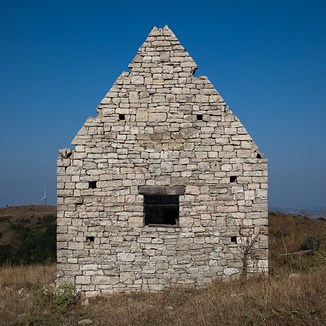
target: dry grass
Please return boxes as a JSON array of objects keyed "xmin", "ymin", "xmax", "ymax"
[
  {"xmin": 0, "ymin": 264, "xmax": 55, "ymax": 290},
  {"xmin": 0, "ymin": 212, "xmax": 325, "ymax": 325},
  {"xmin": 0, "ymin": 264, "xmax": 56, "ymax": 325},
  {"xmin": 0, "ymin": 264, "xmax": 325, "ymax": 325},
  {"xmin": 269, "ymin": 212, "xmax": 326, "ymax": 273}
]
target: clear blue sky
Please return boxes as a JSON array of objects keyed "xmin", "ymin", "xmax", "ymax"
[{"xmin": 0, "ymin": 0, "xmax": 325, "ymax": 209}]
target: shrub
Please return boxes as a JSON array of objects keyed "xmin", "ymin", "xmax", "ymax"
[
  {"xmin": 300, "ymin": 236, "xmax": 321, "ymax": 251},
  {"xmin": 34, "ymin": 283, "xmax": 78, "ymax": 314},
  {"xmin": 55, "ymin": 284, "xmax": 78, "ymax": 312}
]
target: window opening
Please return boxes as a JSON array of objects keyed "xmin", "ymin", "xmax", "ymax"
[
  {"xmin": 144, "ymin": 195, "xmax": 179, "ymax": 225},
  {"xmin": 230, "ymin": 176, "xmax": 237, "ymax": 183},
  {"xmin": 86, "ymin": 236, "xmax": 94, "ymax": 242},
  {"xmin": 231, "ymin": 236, "xmax": 237, "ymax": 243},
  {"xmin": 119, "ymin": 114, "xmax": 125, "ymax": 120},
  {"xmin": 257, "ymin": 153, "xmax": 262, "ymax": 158},
  {"xmin": 196, "ymin": 114, "xmax": 203, "ymax": 120},
  {"xmin": 89, "ymin": 181, "xmax": 97, "ymax": 189}
]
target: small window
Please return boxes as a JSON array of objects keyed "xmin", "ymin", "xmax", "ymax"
[
  {"xmin": 119, "ymin": 114, "xmax": 125, "ymax": 120},
  {"xmin": 89, "ymin": 181, "xmax": 97, "ymax": 189},
  {"xmin": 144, "ymin": 195, "xmax": 179, "ymax": 225},
  {"xmin": 86, "ymin": 236, "xmax": 94, "ymax": 242},
  {"xmin": 230, "ymin": 176, "xmax": 237, "ymax": 183},
  {"xmin": 196, "ymin": 114, "xmax": 203, "ymax": 120},
  {"xmin": 231, "ymin": 236, "xmax": 237, "ymax": 243}
]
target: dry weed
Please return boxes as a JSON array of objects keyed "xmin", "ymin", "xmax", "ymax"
[
  {"xmin": 0, "ymin": 264, "xmax": 56, "ymax": 325},
  {"xmin": 0, "ymin": 263, "xmax": 55, "ymax": 290},
  {"xmin": 0, "ymin": 212, "xmax": 325, "ymax": 325},
  {"xmin": 0, "ymin": 265, "xmax": 326, "ymax": 325}
]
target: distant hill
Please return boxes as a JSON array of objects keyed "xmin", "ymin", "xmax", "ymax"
[
  {"xmin": 0, "ymin": 205, "xmax": 56, "ymax": 245},
  {"xmin": 0, "ymin": 205, "xmax": 57, "ymax": 265},
  {"xmin": 269, "ymin": 206, "xmax": 326, "ymax": 219}
]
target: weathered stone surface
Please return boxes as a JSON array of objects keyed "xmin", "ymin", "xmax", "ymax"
[
  {"xmin": 117, "ymin": 253, "xmax": 135, "ymax": 262},
  {"xmin": 58, "ymin": 148, "xmax": 72, "ymax": 159},
  {"xmin": 148, "ymin": 113, "xmax": 166, "ymax": 122},
  {"xmin": 78, "ymin": 319, "xmax": 93, "ymax": 325},
  {"xmin": 57, "ymin": 25, "xmax": 268, "ymax": 297}
]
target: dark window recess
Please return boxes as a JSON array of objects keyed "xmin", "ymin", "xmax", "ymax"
[
  {"xmin": 89, "ymin": 181, "xmax": 97, "ymax": 189},
  {"xmin": 144, "ymin": 195, "xmax": 179, "ymax": 225},
  {"xmin": 257, "ymin": 153, "xmax": 262, "ymax": 158},
  {"xmin": 231, "ymin": 236, "xmax": 237, "ymax": 243},
  {"xmin": 196, "ymin": 114, "xmax": 203, "ymax": 120},
  {"xmin": 230, "ymin": 176, "xmax": 237, "ymax": 183},
  {"xmin": 119, "ymin": 114, "xmax": 125, "ymax": 120},
  {"xmin": 86, "ymin": 236, "xmax": 94, "ymax": 242}
]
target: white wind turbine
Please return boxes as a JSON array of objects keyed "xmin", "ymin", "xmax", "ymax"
[{"xmin": 40, "ymin": 188, "xmax": 47, "ymax": 205}]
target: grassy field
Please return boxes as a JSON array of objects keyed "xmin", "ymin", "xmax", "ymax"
[{"xmin": 0, "ymin": 210, "xmax": 325, "ymax": 325}]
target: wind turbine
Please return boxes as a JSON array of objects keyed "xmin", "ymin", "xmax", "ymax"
[{"xmin": 40, "ymin": 188, "xmax": 47, "ymax": 205}]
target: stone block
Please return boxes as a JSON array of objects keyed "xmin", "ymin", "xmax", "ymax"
[
  {"xmin": 148, "ymin": 113, "xmax": 166, "ymax": 122},
  {"xmin": 120, "ymin": 272, "xmax": 134, "ymax": 283},
  {"xmin": 117, "ymin": 253, "xmax": 135, "ymax": 262},
  {"xmin": 76, "ymin": 276, "xmax": 91, "ymax": 284},
  {"xmin": 131, "ymin": 76, "xmax": 144, "ymax": 84}
]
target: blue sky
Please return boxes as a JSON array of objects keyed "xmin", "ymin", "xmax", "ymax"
[{"xmin": 0, "ymin": 0, "xmax": 325, "ymax": 208}]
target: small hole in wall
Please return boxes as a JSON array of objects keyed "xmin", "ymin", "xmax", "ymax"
[
  {"xmin": 257, "ymin": 153, "xmax": 262, "ymax": 158},
  {"xmin": 231, "ymin": 236, "xmax": 237, "ymax": 243},
  {"xmin": 119, "ymin": 114, "xmax": 125, "ymax": 120},
  {"xmin": 230, "ymin": 176, "xmax": 237, "ymax": 183},
  {"xmin": 89, "ymin": 181, "xmax": 97, "ymax": 189},
  {"xmin": 197, "ymin": 114, "xmax": 203, "ymax": 120},
  {"xmin": 75, "ymin": 202, "xmax": 83, "ymax": 207},
  {"xmin": 86, "ymin": 236, "xmax": 94, "ymax": 242}
]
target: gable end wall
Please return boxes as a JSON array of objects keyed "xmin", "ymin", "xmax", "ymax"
[{"xmin": 57, "ymin": 26, "xmax": 268, "ymax": 297}]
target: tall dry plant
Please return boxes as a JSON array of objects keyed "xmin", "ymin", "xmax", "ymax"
[
  {"xmin": 239, "ymin": 231, "xmax": 260, "ymax": 278},
  {"xmin": 0, "ymin": 263, "xmax": 56, "ymax": 290}
]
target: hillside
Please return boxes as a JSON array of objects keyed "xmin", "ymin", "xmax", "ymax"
[
  {"xmin": 269, "ymin": 206, "xmax": 326, "ymax": 218},
  {"xmin": 0, "ymin": 205, "xmax": 57, "ymax": 265},
  {"xmin": 268, "ymin": 211, "xmax": 326, "ymax": 273}
]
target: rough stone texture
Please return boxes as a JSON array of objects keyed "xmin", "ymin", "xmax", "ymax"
[{"xmin": 57, "ymin": 25, "xmax": 268, "ymax": 297}]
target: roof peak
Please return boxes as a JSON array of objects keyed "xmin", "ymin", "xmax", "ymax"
[
  {"xmin": 148, "ymin": 25, "xmax": 175, "ymax": 37},
  {"xmin": 128, "ymin": 25, "xmax": 197, "ymax": 73}
]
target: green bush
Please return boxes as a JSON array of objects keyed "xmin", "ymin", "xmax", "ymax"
[
  {"xmin": 1, "ymin": 219, "xmax": 56, "ymax": 266},
  {"xmin": 34, "ymin": 283, "xmax": 77, "ymax": 314},
  {"xmin": 300, "ymin": 236, "xmax": 321, "ymax": 251},
  {"xmin": 55, "ymin": 284, "xmax": 78, "ymax": 312},
  {"xmin": 0, "ymin": 244, "xmax": 12, "ymax": 265}
]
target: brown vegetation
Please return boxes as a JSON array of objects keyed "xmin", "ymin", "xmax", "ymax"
[
  {"xmin": 269, "ymin": 211, "xmax": 326, "ymax": 274},
  {"xmin": 0, "ymin": 205, "xmax": 56, "ymax": 245},
  {"xmin": 0, "ymin": 211, "xmax": 325, "ymax": 325},
  {"xmin": 0, "ymin": 205, "xmax": 57, "ymax": 266}
]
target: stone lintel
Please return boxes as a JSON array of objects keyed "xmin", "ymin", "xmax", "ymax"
[{"xmin": 138, "ymin": 185, "xmax": 185, "ymax": 195}]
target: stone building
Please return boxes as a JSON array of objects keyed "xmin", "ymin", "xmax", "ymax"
[{"xmin": 57, "ymin": 26, "xmax": 268, "ymax": 297}]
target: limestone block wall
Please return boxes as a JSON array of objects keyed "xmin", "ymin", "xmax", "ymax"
[{"xmin": 57, "ymin": 26, "xmax": 268, "ymax": 297}]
